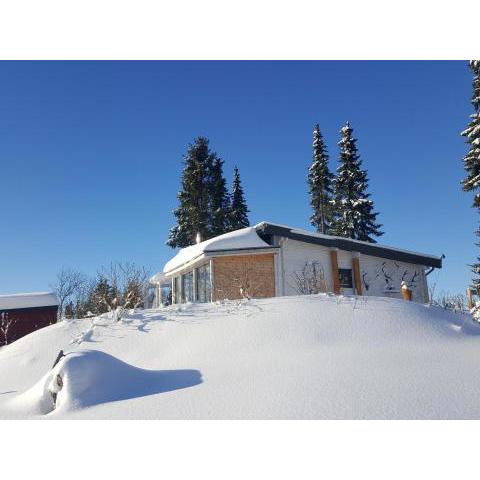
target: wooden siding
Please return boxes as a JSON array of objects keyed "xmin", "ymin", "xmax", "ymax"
[{"xmin": 0, "ymin": 305, "xmax": 58, "ymax": 345}]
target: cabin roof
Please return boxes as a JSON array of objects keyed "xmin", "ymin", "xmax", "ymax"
[
  {"xmin": 0, "ymin": 292, "xmax": 59, "ymax": 311},
  {"xmin": 255, "ymin": 222, "xmax": 443, "ymax": 268}
]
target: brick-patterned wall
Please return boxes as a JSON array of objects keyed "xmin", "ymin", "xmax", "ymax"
[{"xmin": 213, "ymin": 254, "xmax": 275, "ymax": 301}]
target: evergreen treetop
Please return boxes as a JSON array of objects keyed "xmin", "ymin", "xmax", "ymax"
[
  {"xmin": 461, "ymin": 60, "xmax": 480, "ymax": 287},
  {"xmin": 229, "ymin": 166, "xmax": 250, "ymax": 230},
  {"xmin": 308, "ymin": 124, "xmax": 334, "ymax": 234},
  {"xmin": 167, "ymin": 137, "xmax": 215, "ymax": 248},
  {"xmin": 461, "ymin": 60, "xmax": 480, "ymax": 207},
  {"xmin": 330, "ymin": 122, "xmax": 383, "ymax": 243},
  {"xmin": 208, "ymin": 156, "xmax": 231, "ymax": 237}
]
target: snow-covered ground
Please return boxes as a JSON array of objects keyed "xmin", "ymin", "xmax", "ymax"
[{"xmin": 1, "ymin": 294, "xmax": 479, "ymax": 419}]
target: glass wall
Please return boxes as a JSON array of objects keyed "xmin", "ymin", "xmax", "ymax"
[
  {"xmin": 160, "ymin": 282, "xmax": 172, "ymax": 306},
  {"xmin": 182, "ymin": 271, "xmax": 194, "ymax": 303},
  {"xmin": 173, "ymin": 276, "xmax": 180, "ymax": 304},
  {"xmin": 196, "ymin": 263, "xmax": 211, "ymax": 303}
]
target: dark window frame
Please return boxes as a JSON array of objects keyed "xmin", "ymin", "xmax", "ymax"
[{"xmin": 338, "ymin": 268, "xmax": 353, "ymax": 288}]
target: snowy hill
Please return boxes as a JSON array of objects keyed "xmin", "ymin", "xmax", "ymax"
[{"xmin": 1, "ymin": 294, "xmax": 480, "ymax": 419}]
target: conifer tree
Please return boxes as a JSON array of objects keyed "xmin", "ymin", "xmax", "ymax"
[
  {"xmin": 208, "ymin": 156, "xmax": 231, "ymax": 237},
  {"xmin": 461, "ymin": 60, "xmax": 480, "ymax": 287},
  {"xmin": 167, "ymin": 137, "xmax": 213, "ymax": 248},
  {"xmin": 229, "ymin": 166, "xmax": 250, "ymax": 230},
  {"xmin": 330, "ymin": 122, "xmax": 383, "ymax": 243},
  {"xmin": 88, "ymin": 276, "xmax": 116, "ymax": 315},
  {"xmin": 308, "ymin": 124, "xmax": 334, "ymax": 234}
]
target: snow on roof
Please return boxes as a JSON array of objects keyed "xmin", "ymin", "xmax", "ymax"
[
  {"xmin": 163, "ymin": 227, "xmax": 272, "ymax": 274},
  {"xmin": 149, "ymin": 272, "xmax": 168, "ymax": 284},
  {"xmin": 0, "ymin": 292, "xmax": 59, "ymax": 311}
]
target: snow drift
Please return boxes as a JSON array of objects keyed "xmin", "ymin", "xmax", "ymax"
[
  {"xmin": 7, "ymin": 350, "xmax": 202, "ymax": 416},
  {"xmin": 1, "ymin": 294, "xmax": 480, "ymax": 419}
]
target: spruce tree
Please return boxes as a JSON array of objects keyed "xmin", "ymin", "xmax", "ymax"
[
  {"xmin": 308, "ymin": 124, "xmax": 334, "ymax": 234},
  {"xmin": 167, "ymin": 137, "xmax": 213, "ymax": 248},
  {"xmin": 229, "ymin": 166, "xmax": 250, "ymax": 230},
  {"xmin": 208, "ymin": 156, "xmax": 231, "ymax": 237},
  {"xmin": 461, "ymin": 60, "xmax": 480, "ymax": 287},
  {"xmin": 88, "ymin": 276, "xmax": 115, "ymax": 315},
  {"xmin": 330, "ymin": 122, "xmax": 383, "ymax": 243}
]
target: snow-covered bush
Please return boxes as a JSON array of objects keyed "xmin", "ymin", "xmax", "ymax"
[
  {"xmin": 52, "ymin": 262, "xmax": 150, "ymax": 322},
  {"xmin": 431, "ymin": 291, "xmax": 468, "ymax": 314},
  {"xmin": 471, "ymin": 302, "xmax": 480, "ymax": 322},
  {"xmin": 50, "ymin": 268, "xmax": 89, "ymax": 320}
]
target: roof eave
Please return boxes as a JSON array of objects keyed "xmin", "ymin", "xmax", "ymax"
[{"xmin": 255, "ymin": 223, "xmax": 442, "ymax": 269}]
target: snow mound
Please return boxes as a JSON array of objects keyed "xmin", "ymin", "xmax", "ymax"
[
  {"xmin": 8, "ymin": 350, "xmax": 202, "ymax": 416},
  {"xmin": 2, "ymin": 295, "xmax": 480, "ymax": 419},
  {"xmin": 163, "ymin": 226, "xmax": 272, "ymax": 273}
]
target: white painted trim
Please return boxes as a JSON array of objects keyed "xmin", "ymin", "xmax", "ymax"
[
  {"xmin": 192, "ymin": 267, "xmax": 198, "ymax": 302},
  {"xmin": 209, "ymin": 258, "xmax": 214, "ymax": 302},
  {"xmin": 280, "ymin": 237, "xmax": 286, "ymax": 296}
]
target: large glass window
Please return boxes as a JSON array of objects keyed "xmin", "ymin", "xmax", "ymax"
[
  {"xmin": 196, "ymin": 263, "xmax": 211, "ymax": 303},
  {"xmin": 182, "ymin": 271, "xmax": 194, "ymax": 303},
  {"xmin": 173, "ymin": 276, "xmax": 180, "ymax": 304},
  {"xmin": 160, "ymin": 282, "xmax": 172, "ymax": 306}
]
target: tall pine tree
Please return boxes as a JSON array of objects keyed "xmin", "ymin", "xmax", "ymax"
[
  {"xmin": 167, "ymin": 137, "xmax": 231, "ymax": 248},
  {"xmin": 308, "ymin": 124, "xmax": 334, "ymax": 234},
  {"xmin": 167, "ymin": 137, "xmax": 212, "ymax": 248},
  {"xmin": 330, "ymin": 122, "xmax": 383, "ymax": 243},
  {"xmin": 229, "ymin": 166, "xmax": 249, "ymax": 230},
  {"xmin": 461, "ymin": 60, "xmax": 480, "ymax": 287},
  {"xmin": 208, "ymin": 156, "xmax": 231, "ymax": 237}
]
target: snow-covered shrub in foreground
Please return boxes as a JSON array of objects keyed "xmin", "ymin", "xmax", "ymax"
[
  {"xmin": 471, "ymin": 301, "xmax": 480, "ymax": 322},
  {"xmin": 8, "ymin": 350, "xmax": 202, "ymax": 416}
]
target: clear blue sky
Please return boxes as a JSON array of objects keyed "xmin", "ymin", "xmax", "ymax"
[{"xmin": 0, "ymin": 61, "xmax": 475, "ymax": 295}]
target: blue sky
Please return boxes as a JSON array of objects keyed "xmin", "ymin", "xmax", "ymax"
[{"xmin": 0, "ymin": 61, "xmax": 475, "ymax": 295}]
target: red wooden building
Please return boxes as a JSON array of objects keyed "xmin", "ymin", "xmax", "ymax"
[{"xmin": 0, "ymin": 292, "xmax": 58, "ymax": 346}]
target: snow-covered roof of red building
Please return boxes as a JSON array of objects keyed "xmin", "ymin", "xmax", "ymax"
[{"xmin": 0, "ymin": 292, "xmax": 59, "ymax": 311}]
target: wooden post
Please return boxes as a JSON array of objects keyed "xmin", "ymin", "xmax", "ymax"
[
  {"xmin": 352, "ymin": 255, "xmax": 362, "ymax": 296},
  {"xmin": 401, "ymin": 281, "xmax": 412, "ymax": 301},
  {"xmin": 330, "ymin": 249, "xmax": 340, "ymax": 294},
  {"xmin": 467, "ymin": 287, "xmax": 474, "ymax": 310}
]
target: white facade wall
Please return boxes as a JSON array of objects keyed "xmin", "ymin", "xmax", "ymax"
[
  {"xmin": 279, "ymin": 238, "xmax": 334, "ymax": 296},
  {"xmin": 277, "ymin": 237, "xmax": 429, "ymax": 302},
  {"xmin": 359, "ymin": 253, "xmax": 428, "ymax": 303}
]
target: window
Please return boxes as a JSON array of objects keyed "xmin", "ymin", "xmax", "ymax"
[
  {"xmin": 173, "ymin": 277, "xmax": 181, "ymax": 304},
  {"xmin": 144, "ymin": 285, "xmax": 156, "ymax": 308},
  {"xmin": 338, "ymin": 268, "xmax": 353, "ymax": 289},
  {"xmin": 196, "ymin": 263, "xmax": 211, "ymax": 303},
  {"xmin": 160, "ymin": 283, "xmax": 172, "ymax": 306},
  {"xmin": 182, "ymin": 271, "xmax": 194, "ymax": 303}
]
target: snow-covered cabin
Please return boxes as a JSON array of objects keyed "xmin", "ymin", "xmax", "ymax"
[
  {"xmin": 151, "ymin": 222, "xmax": 442, "ymax": 305},
  {"xmin": 0, "ymin": 292, "xmax": 58, "ymax": 345}
]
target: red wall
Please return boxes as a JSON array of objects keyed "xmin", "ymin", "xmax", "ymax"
[{"xmin": 1, "ymin": 305, "xmax": 58, "ymax": 345}]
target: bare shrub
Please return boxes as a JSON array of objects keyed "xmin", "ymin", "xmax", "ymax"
[
  {"xmin": 94, "ymin": 262, "xmax": 150, "ymax": 321},
  {"xmin": 0, "ymin": 312, "xmax": 15, "ymax": 346},
  {"xmin": 50, "ymin": 268, "xmax": 89, "ymax": 320},
  {"xmin": 290, "ymin": 261, "xmax": 327, "ymax": 295},
  {"xmin": 231, "ymin": 262, "xmax": 262, "ymax": 300}
]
